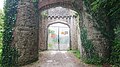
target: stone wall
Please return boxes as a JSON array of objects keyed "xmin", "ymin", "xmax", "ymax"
[
  {"xmin": 39, "ymin": 0, "xmax": 72, "ymax": 9},
  {"xmin": 38, "ymin": 0, "xmax": 83, "ymax": 11},
  {"xmin": 14, "ymin": 1, "xmax": 39, "ymax": 65},
  {"xmin": 80, "ymin": 4, "xmax": 109, "ymax": 58}
]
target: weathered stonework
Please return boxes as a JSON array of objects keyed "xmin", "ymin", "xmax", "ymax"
[
  {"xmin": 13, "ymin": 0, "xmax": 109, "ymax": 66},
  {"xmin": 39, "ymin": 0, "xmax": 83, "ymax": 11},
  {"xmin": 80, "ymin": 4, "xmax": 109, "ymax": 58},
  {"xmin": 14, "ymin": 1, "xmax": 39, "ymax": 65}
]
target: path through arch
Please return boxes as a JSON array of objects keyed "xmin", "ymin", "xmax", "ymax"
[{"xmin": 22, "ymin": 51, "xmax": 96, "ymax": 67}]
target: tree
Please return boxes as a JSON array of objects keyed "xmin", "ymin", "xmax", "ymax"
[
  {"xmin": 0, "ymin": 9, "xmax": 4, "ymax": 49},
  {"xmin": 1, "ymin": 0, "xmax": 19, "ymax": 67},
  {"xmin": 0, "ymin": 9, "xmax": 4, "ymax": 66}
]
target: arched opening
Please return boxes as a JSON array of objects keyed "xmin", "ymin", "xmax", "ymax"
[
  {"xmin": 47, "ymin": 23, "xmax": 70, "ymax": 51},
  {"xmin": 39, "ymin": 6, "xmax": 81, "ymax": 51},
  {"xmin": 2, "ymin": 0, "xmax": 83, "ymax": 66}
]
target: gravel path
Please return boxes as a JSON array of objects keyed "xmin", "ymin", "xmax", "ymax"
[{"xmin": 22, "ymin": 51, "xmax": 97, "ymax": 67}]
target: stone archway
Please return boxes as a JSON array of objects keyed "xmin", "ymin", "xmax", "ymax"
[
  {"xmin": 38, "ymin": 0, "xmax": 83, "ymax": 52},
  {"xmin": 38, "ymin": 0, "xmax": 83, "ymax": 12},
  {"xmin": 14, "ymin": 0, "xmax": 109, "ymax": 66}
]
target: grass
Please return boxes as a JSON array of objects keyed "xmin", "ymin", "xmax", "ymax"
[
  {"xmin": 68, "ymin": 50, "xmax": 103, "ymax": 67},
  {"xmin": 68, "ymin": 50, "xmax": 81, "ymax": 59}
]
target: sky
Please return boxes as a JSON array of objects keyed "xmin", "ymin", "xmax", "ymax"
[{"xmin": 0, "ymin": 0, "xmax": 4, "ymax": 10}]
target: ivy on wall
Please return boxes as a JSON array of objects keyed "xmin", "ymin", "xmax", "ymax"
[
  {"xmin": 83, "ymin": 0, "xmax": 120, "ymax": 66},
  {"xmin": 72, "ymin": 0, "xmax": 102, "ymax": 64},
  {"xmin": 1, "ymin": 0, "xmax": 39, "ymax": 66},
  {"xmin": 80, "ymin": 27, "xmax": 102, "ymax": 64},
  {"xmin": 111, "ymin": 26, "xmax": 120, "ymax": 66},
  {"xmin": 1, "ymin": 0, "xmax": 19, "ymax": 67},
  {"xmin": 72, "ymin": 0, "xmax": 120, "ymax": 66}
]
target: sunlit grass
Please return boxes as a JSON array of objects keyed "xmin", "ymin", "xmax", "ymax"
[{"xmin": 68, "ymin": 50, "xmax": 80, "ymax": 59}]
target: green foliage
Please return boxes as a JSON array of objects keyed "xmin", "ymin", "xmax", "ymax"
[
  {"xmin": 91, "ymin": 0, "xmax": 120, "ymax": 66},
  {"xmin": 83, "ymin": 0, "xmax": 120, "ymax": 66},
  {"xmin": 1, "ymin": 0, "xmax": 19, "ymax": 67},
  {"xmin": 72, "ymin": 1, "xmax": 103, "ymax": 64},
  {"xmin": 0, "ymin": 9, "xmax": 4, "ymax": 67},
  {"xmin": 33, "ymin": 0, "xmax": 39, "ymax": 8},
  {"xmin": 32, "ymin": 0, "xmax": 38, "ymax": 3},
  {"xmin": 110, "ymin": 28, "xmax": 120, "ymax": 66},
  {"xmin": 81, "ymin": 27, "xmax": 102, "ymax": 64},
  {"xmin": 41, "ymin": 11, "xmax": 48, "ymax": 17},
  {"xmin": 70, "ymin": 50, "xmax": 81, "ymax": 59},
  {"xmin": 0, "ymin": 10, "xmax": 4, "ymax": 49}
]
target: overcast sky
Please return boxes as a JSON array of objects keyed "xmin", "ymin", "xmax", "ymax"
[{"xmin": 0, "ymin": 0, "xmax": 4, "ymax": 10}]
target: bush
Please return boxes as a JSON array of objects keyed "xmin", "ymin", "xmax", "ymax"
[{"xmin": 0, "ymin": 9, "xmax": 4, "ymax": 67}]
